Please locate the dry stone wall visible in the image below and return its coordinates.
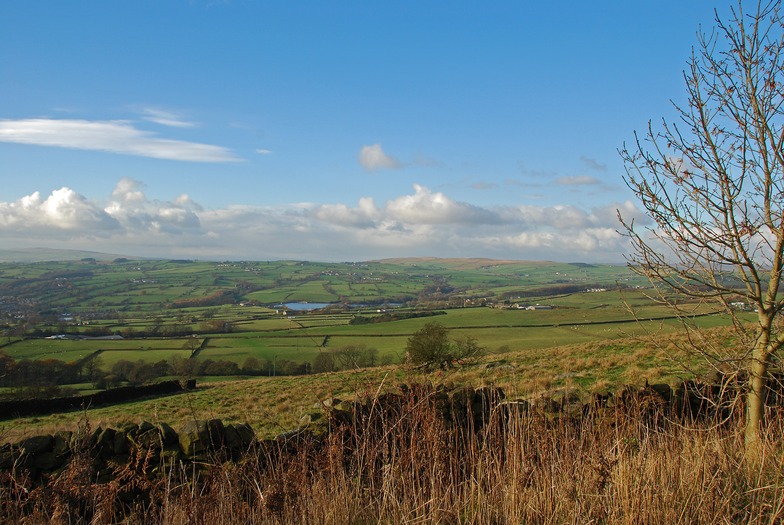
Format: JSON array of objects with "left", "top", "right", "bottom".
[
  {"left": 2, "top": 375, "right": 782, "bottom": 482},
  {"left": 0, "top": 380, "right": 194, "bottom": 420}
]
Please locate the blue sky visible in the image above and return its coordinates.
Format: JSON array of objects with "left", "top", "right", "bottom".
[{"left": 0, "top": 1, "right": 727, "bottom": 262}]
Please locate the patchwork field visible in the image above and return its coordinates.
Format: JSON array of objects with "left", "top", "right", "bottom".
[
  {"left": 0, "top": 256, "right": 741, "bottom": 375},
  {"left": 1, "top": 294, "right": 729, "bottom": 371},
  {"left": 0, "top": 254, "right": 754, "bottom": 442}
]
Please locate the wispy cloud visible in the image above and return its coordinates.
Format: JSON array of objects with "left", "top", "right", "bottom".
[
  {"left": 503, "top": 178, "right": 542, "bottom": 188},
  {"left": 410, "top": 152, "right": 441, "bottom": 168},
  {"left": 0, "top": 118, "right": 241, "bottom": 163},
  {"left": 140, "top": 108, "right": 196, "bottom": 128},
  {"left": 516, "top": 162, "right": 557, "bottom": 179},
  {"left": 0, "top": 180, "right": 637, "bottom": 262},
  {"left": 358, "top": 143, "right": 401, "bottom": 171},
  {"left": 580, "top": 155, "right": 608, "bottom": 172},
  {"left": 556, "top": 175, "right": 601, "bottom": 186}
]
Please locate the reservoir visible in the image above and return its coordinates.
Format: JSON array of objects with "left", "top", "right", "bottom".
[{"left": 278, "top": 302, "right": 332, "bottom": 311}]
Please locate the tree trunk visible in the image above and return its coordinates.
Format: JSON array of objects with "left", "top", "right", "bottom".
[{"left": 745, "top": 343, "right": 770, "bottom": 464}]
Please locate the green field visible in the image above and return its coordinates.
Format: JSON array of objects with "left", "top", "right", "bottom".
[
  {"left": 0, "top": 258, "right": 653, "bottom": 315},
  {"left": 0, "top": 297, "right": 735, "bottom": 372},
  {"left": 0, "top": 256, "right": 755, "bottom": 402},
  {"left": 0, "top": 256, "right": 759, "bottom": 445},
  {"left": 4, "top": 338, "right": 198, "bottom": 359},
  {"left": 203, "top": 301, "right": 655, "bottom": 365}
]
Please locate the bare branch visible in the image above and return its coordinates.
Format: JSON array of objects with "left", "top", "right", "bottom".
[{"left": 618, "top": 0, "right": 784, "bottom": 458}]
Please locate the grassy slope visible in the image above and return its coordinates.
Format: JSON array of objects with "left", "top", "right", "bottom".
[{"left": 0, "top": 327, "right": 716, "bottom": 444}]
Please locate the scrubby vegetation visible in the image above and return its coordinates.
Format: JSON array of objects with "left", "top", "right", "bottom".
[{"left": 2, "top": 382, "right": 783, "bottom": 524}]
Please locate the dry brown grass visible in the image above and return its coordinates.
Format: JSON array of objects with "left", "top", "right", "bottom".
[{"left": 3, "top": 384, "right": 783, "bottom": 524}]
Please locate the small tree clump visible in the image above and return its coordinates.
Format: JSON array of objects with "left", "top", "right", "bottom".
[{"left": 405, "top": 322, "right": 484, "bottom": 370}]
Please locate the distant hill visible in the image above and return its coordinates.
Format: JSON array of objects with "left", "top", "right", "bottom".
[
  {"left": 0, "top": 250, "right": 622, "bottom": 267},
  {"left": 0, "top": 247, "right": 140, "bottom": 263},
  {"left": 374, "top": 257, "right": 544, "bottom": 269},
  {"left": 375, "top": 258, "right": 628, "bottom": 270}
]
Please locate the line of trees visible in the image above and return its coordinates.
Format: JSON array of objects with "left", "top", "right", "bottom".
[
  {"left": 0, "top": 344, "right": 401, "bottom": 399},
  {"left": 0, "top": 353, "right": 108, "bottom": 388},
  {"left": 311, "top": 344, "right": 397, "bottom": 373}
]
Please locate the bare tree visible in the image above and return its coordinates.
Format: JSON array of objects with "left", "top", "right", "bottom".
[{"left": 619, "top": 1, "right": 784, "bottom": 460}]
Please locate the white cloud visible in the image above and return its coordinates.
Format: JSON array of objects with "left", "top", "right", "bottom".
[
  {"left": 104, "top": 178, "right": 203, "bottom": 234},
  {"left": 0, "top": 180, "right": 636, "bottom": 262},
  {"left": 315, "top": 197, "right": 379, "bottom": 228},
  {"left": 112, "top": 177, "right": 147, "bottom": 203},
  {"left": 385, "top": 184, "right": 499, "bottom": 225},
  {"left": 0, "top": 118, "right": 241, "bottom": 163},
  {"left": 140, "top": 108, "right": 196, "bottom": 128},
  {"left": 613, "top": 199, "right": 651, "bottom": 226},
  {"left": 255, "top": 149, "right": 272, "bottom": 155},
  {"left": 0, "top": 188, "right": 119, "bottom": 233},
  {"left": 358, "top": 143, "right": 401, "bottom": 171},
  {"left": 503, "top": 231, "right": 557, "bottom": 249},
  {"left": 0, "top": 178, "right": 209, "bottom": 247}
]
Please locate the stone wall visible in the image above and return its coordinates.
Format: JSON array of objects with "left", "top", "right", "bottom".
[
  {"left": 0, "top": 380, "right": 193, "bottom": 420},
  {"left": 0, "top": 418, "right": 256, "bottom": 482},
  {"left": 2, "top": 375, "right": 781, "bottom": 482}
]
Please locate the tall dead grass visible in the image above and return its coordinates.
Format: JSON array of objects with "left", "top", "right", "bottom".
[{"left": 3, "top": 386, "right": 783, "bottom": 524}]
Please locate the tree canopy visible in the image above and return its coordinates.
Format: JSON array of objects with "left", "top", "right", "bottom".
[{"left": 405, "top": 322, "right": 484, "bottom": 370}]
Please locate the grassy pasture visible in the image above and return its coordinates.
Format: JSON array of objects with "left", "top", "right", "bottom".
[
  {"left": 3, "top": 338, "right": 201, "bottom": 365},
  {"left": 200, "top": 333, "right": 407, "bottom": 364},
  {"left": 2, "top": 282, "right": 740, "bottom": 376},
  {"left": 0, "top": 327, "right": 721, "bottom": 444},
  {"left": 240, "top": 300, "right": 737, "bottom": 365},
  {"left": 201, "top": 336, "right": 322, "bottom": 364},
  {"left": 277, "top": 280, "right": 339, "bottom": 302},
  {"left": 1, "top": 344, "right": 93, "bottom": 364},
  {"left": 184, "top": 305, "right": 730, "bottom": 367},
  {"left": 0, "top": 257, "right": 751, "bottom": 405},
  {"left": 321, "top": 335, "right": 408, "bottom": 355},
  {"left": 245, "top": 288, "right": 300, "bottom": 303},
  {"left": 97, "top": 349, "right": 193, "bottom": 367}
]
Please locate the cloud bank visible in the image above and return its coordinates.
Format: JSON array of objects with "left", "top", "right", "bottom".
[
  {"left": 0, "top": 119, "right": 240, "bottom": 162},
  {"left": 0, "top": 178, "right": 638, "bottom": 262}
]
